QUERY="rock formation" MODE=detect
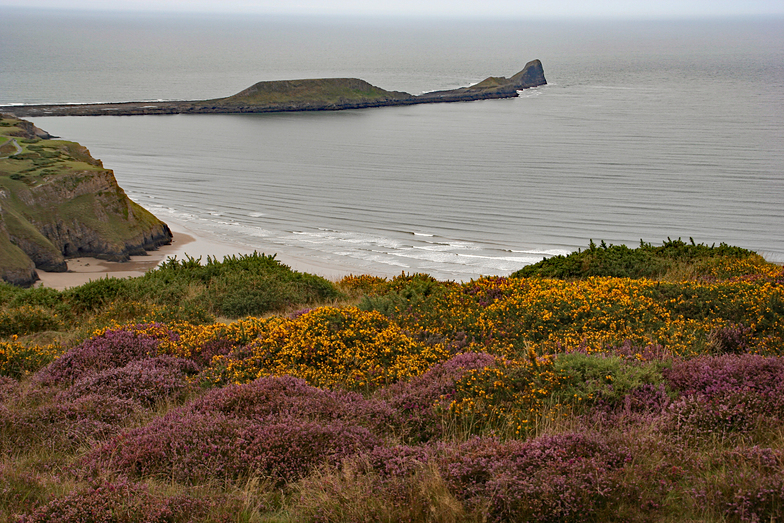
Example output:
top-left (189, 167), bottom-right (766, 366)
top-left (0, 60), bottom-right (547, 117)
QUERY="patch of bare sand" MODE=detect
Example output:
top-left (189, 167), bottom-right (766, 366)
top-left (36, 221), bottom-right (380, 290)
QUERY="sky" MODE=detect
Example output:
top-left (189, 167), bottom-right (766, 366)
top-left (2, 0), bottom-right (783, 19)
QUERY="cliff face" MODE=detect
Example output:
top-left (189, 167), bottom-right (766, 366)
top-left (0, 115), bottom-right (172, 287)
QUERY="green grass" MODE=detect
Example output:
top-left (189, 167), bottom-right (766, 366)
top-left (213, 78), bottom-right (411, 106)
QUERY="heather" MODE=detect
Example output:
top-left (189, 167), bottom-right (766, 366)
top-left (1, 240), bottom-right (783, 521)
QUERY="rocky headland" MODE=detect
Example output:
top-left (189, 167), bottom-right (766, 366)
top-left (0, 60), bottom-right (546, 117)
top-left (0, 115), bottom-right (172, 287)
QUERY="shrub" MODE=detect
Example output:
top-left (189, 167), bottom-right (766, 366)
top-left (3, 393), bottom-right (141, 451)
top-left (0, 305), bottom-right (61, 336)
top-left (663, 355), bottom-right (784, 439)
top-left (139, 252), bottom-right (340, 317)
top-left (377, 352), bottom-right (499, 441)
top-left (358, 273), bottom-right (450, 318)
top-left (0, 338), bottom-right (62, 378)
top-left (549, 352), bottom-right (669, 409)
top-left (19, 478), bottom-right (209, 523)
top-left (86, 412), bottom-right (380, 484)
top-left (188, 375), bottom-right (400, 434)
top-left (35, 327), bottom-right (167, 384)
top-left (63, 276), bottom-right (130, 312)
top-left (60, 355), bottom-right (199, 407)
top-left (511, 238), bottom-right (760, 280)
top-left (85, 376), bottom-right (392, 484)
top-left (436, 433), bottom-right (629, 522)
top-left (664, 355), bottom-right (784, 397)
top-left (201, 307), bottom-right (449, 390)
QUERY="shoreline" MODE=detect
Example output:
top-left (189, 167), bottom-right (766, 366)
top-left (35, 220), bottom-right (379, 291)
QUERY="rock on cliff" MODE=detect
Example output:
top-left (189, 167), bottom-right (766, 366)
top-left (0, 114), bottom-right (172, 287)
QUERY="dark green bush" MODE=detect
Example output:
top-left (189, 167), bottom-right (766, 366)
top-left (512, 238), bottom-right (757, 280)
top-left (140, 252), bottom-right (340, 317)
top-left (63, 276), bottom-right (130, 312)
top-left (0, 305), bottom-right (61, 336)
top-left (359, 273), bottom-right (450, 318)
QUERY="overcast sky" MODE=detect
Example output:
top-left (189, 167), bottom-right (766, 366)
top-left (3, 0), bottom-right (784, 19)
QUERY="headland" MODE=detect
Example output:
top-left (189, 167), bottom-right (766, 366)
top-left (0, 115), bottom-right (172, 287)
top-left (0, 60), bottom-right (546, 117)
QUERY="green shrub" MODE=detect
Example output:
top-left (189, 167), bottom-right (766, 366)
top-left (0, 305), bottom-right (61, 337)
top-left (550, 353), bottom-right (669, 408)
top-left (64, 276), bottom-right (130, 312)
top-left (512, 238), bottom-right (758, 280)
top-left (359, 273), bottom-right (450, 318)
top-left (139, 252), bottom-right (340, 317)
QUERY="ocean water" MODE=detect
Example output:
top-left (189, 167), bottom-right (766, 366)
top-left (2, 10), bottom-right (783, 280)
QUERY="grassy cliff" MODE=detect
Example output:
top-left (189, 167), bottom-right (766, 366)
top-left (0, 115), bottom-right (172, 286)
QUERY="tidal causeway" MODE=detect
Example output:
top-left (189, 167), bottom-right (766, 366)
top-left (0, 60), bottom-right (546, 117)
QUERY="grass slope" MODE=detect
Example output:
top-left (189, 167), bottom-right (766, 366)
top-left (212, 78), bottom-right (412, 106)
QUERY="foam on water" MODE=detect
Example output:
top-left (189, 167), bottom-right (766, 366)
top-left (5, 14), bottom-right (781, 280)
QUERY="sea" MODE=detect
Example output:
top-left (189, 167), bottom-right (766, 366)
top-left (1, 10), bottom-right (783, 281)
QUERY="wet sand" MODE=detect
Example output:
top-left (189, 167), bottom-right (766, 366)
top-left (36, 221), bottom-right (369, 291)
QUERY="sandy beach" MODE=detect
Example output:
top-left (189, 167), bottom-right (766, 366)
top-left (36, 220), bottom-right (371, 291)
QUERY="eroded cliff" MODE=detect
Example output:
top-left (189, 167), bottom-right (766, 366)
top-left (0, 115), bottom-right (172, 286)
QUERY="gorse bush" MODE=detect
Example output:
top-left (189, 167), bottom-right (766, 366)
top-left (0, 337), bottom-right (62, 378)
top-left (512, 237), bottom-right (763, 280)
top-left (200, 306), bottom-right (451, 390)
top-left (2, 240), bottom-right (784, 521)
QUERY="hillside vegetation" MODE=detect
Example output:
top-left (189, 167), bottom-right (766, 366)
top-left (0, 115), bottom-right (172, 287)
top-left (214, 78), bottom-right (412, 106)
top-left (1, 240), bottom-right (783, 522)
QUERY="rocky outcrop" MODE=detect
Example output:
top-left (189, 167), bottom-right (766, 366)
top-left (510, 59), bottom-right (547, 89)
top-left (0, 60), bottom-right (547, 117)
top-left (0, 115), bottom-right (173, 286)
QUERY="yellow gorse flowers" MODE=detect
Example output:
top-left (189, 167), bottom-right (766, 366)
top-left (0, 336), bottom-right (62, 378)
top-left (391, 272), bottom-right (783, 358)
top-left (199, 307), bottom-right (451, 390)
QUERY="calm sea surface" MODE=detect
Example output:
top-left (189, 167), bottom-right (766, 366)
top-left (2, 11), bottom-right (783, 280)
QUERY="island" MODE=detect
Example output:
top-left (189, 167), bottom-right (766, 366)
top-left (0, 60), bottom-right (546, 117)
top-left (0, 115), bottom-right (172, 287)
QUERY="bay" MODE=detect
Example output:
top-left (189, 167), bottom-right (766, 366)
top-left (2, 11), bottom-right (783, 280)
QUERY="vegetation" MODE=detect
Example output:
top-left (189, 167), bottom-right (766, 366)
top-left (1, 240), bottom-right (783, 521)
top-left (211, 78), bottom-right (411, 107)
top-left (512, 237), bottom-right (761, 280)
top-left (0, 115), bottom-right (171, 286)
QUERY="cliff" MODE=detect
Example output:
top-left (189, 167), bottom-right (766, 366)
top-left (0, 60), bottom-right (547, 117)
top-left (0, 115), bottom-right (172, 287)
